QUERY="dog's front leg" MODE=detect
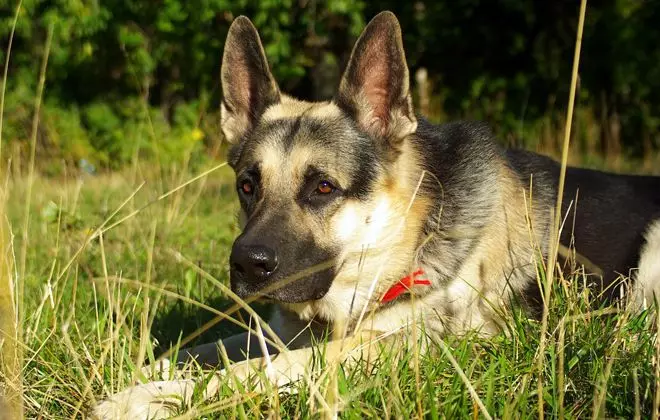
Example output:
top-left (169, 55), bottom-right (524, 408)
top-left (93, 308), bottom-right (326, 419)
top-left (92, 329), bottom-right (385, 420)
top-left (92, 376), bottom-right (210, 420)
top-left (92, 330), bottom-right (276, 419)
top-left (146, 306), bottom-right (328, 372)
top-left (224, 329), bottom-right (387, 393)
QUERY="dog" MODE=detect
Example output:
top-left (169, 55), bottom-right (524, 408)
top-left (93, 11), bottom-right (660, 419)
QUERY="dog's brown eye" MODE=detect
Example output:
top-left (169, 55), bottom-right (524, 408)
top-left (317, 181), bottom-right (335, 194)
top-left (241, 181), bottom-right (253, 195)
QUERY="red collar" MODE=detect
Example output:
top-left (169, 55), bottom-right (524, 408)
top-left (380, 268), bottom-right (431, 303)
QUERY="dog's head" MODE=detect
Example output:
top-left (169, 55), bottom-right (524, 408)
top-left (222, 12), bottom-right (430, 320)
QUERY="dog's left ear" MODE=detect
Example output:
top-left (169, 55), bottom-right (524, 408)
top-left (335, 11), bottom-right (417, 144)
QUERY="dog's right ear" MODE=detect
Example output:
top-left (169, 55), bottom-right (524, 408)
top-left (335, 11), bottom-right (416, 145)
top-left (221, 16), bottom-right (280, 143)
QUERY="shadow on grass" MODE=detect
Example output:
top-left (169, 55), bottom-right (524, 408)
top-left (150, 296), bottom-right (273, 356)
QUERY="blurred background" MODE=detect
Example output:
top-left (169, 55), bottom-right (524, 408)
top-left (1, 0), bottom-right (659, 174)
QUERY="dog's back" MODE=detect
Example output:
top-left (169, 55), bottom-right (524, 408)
top-left (506, 148), bottom-right (660, 296)
top-left (410, 117), bottom-right (660, 316)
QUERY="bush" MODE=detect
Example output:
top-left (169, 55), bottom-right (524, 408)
top-left (1, 0), bottom-right (658, 170)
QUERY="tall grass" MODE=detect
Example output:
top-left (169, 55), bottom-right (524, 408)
top-left (539, 1), bottom-right (588, 418)
top-left (0, 175), bottom-right (20, 420)
top-left (0, 2), bottom-right (23, 419)
top-left (1, 156), bottom-right (657, 418)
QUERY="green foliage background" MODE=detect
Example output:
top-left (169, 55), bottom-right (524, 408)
top-left (1, 0), bottom-right (658, 171)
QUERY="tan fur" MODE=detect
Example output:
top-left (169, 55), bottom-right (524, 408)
top-left (220, 101), bottom-right (249, 143)
top-left (356, 156), bottom-right (548, 337)
top-left (262, 95), bottom-right (342, 121)
top-left (257, 140), bottom-right (353, 196)
top-left (284, 139), bottom-right (433, 325)
top-left (437, 163), bottom-right (547, 333)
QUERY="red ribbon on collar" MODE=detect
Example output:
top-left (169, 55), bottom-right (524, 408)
top-left (380, 268), bottom-right (431, 303)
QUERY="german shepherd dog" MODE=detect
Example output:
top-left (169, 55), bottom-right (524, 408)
top-left (94, 11), bottom-right (660, 419)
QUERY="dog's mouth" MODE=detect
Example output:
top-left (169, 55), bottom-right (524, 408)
top-left (230, 264), bottom-right (336, 303)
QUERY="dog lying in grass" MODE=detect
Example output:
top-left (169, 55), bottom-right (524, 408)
top-left (93, 11), bottom-right (660, 419)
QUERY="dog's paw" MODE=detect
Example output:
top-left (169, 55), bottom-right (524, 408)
top-left (140, 358), bottom-right (173, 381)
top-left (140, 357), bottom-right (205, 381)
top-left (92, 380), bottom-right (196, 420)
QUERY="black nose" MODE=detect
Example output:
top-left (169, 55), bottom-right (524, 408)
top-left (230, 243), bottom-right (279, 282)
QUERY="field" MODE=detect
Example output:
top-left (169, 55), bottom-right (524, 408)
top-left (0, 161), bottom-right (657, 419)
top-left (2, 1), bottom-right (660, 418)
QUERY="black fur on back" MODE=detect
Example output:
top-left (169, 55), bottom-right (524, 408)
top-left (412, 117), bottom-right (660, 304)
top-left (507, 148), bottom-right (660, 299)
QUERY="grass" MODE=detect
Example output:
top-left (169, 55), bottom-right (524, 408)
top-left (1, 1), bottom-right (659, 418)
top-left (0, 165), bottom-right (656, 419)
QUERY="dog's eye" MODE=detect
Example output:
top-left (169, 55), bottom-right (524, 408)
top-left (316, 180), bottom-right (335, 194)
top-left (300, 174), bottom-right (341, 207)
top-left (240, 181), bottom-right (254, 195)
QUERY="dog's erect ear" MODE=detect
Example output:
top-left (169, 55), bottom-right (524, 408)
top-left (335, 11), bottom-right (417, 144)
top-left (221, 16), bottom-right (280, 143)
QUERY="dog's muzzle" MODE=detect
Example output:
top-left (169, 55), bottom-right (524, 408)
top-left (230, 242), bottom-right (279, 292)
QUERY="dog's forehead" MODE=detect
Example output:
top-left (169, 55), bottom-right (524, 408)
top-left (261, 96), bottom-right (343, 121)
top-left (244, 99), bottom-right (364, 191)
top-left (256, 140), bottom-right (317, 192)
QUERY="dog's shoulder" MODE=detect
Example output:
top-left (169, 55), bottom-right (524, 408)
top-left (504, 148), bottom-right (559, 181)
top-left (413, 119), bottom-right (503, 184)
top-left (415, 118), bottom-right (498, 155)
